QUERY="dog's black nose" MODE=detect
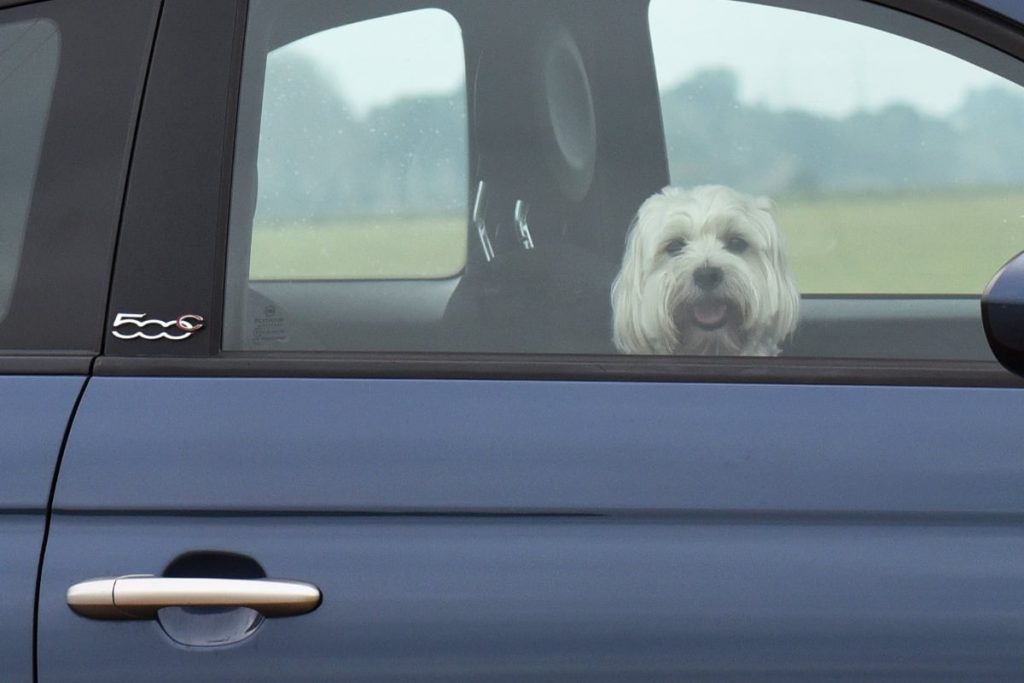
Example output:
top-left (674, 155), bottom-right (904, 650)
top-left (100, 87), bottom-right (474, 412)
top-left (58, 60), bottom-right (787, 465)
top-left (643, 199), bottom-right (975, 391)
top-left (693, 266), bottom-right (723, 290)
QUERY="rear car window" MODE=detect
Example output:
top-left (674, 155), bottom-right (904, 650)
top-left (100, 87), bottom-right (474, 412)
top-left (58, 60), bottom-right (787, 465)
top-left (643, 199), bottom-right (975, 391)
top-left (247, 8), bottom-right (467, 282)
top-left (0, 18), bottom-right (59, 322)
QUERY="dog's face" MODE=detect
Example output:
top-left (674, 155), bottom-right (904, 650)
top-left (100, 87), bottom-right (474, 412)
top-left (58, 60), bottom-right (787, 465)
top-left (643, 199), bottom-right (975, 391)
top-left (611, 185), bottom-right (799, 356)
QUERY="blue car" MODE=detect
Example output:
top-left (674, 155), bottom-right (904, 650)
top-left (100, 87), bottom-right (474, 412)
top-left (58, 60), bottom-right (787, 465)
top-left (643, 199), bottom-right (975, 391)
top-left (6, 0), bottom-right (1024, 679)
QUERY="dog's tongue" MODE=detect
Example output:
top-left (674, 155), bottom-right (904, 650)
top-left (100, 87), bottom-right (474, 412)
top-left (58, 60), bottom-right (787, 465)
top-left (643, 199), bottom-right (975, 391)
top-left (693, 300), bottom-right (727, 327)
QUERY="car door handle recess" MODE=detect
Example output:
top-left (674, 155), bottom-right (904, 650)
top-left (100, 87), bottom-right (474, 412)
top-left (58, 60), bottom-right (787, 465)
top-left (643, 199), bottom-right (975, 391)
top-left (67, 575), bottom-right (321, 619)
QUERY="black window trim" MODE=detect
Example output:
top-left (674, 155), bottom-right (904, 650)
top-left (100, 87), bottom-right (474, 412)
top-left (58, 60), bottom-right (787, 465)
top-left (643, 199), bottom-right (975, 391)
top-left (92, 352), bottom-right (1024, 387)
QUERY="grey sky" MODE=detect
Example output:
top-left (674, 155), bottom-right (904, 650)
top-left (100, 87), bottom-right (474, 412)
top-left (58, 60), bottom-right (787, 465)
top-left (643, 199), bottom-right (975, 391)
top-left (281, 9), bottom-right (464, 118)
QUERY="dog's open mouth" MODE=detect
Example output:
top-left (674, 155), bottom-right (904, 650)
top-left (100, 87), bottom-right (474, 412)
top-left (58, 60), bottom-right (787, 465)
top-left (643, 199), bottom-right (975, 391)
top-left (679, 299), bottom-right (730, 331)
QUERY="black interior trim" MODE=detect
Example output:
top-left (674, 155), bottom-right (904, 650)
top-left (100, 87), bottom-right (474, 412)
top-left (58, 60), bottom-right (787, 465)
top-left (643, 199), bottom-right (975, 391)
top-left (94, 353), bottom-right (1024, 387)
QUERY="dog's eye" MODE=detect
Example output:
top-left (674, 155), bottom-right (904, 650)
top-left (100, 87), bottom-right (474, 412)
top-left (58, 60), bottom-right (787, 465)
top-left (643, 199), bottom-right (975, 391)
top-left (665, 239), bottom-right (687, 255)
top-left (725, 236), bottom-right (748, 254)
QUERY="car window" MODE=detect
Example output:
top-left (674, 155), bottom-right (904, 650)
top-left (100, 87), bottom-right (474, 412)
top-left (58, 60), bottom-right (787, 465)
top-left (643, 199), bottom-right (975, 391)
top-left (224, 3), bottom-right (474, 351)
top-left (225, 2), bottom-right (625, 354)
top-left (246, 9), bottom-right (467, 282)
top-left (650, 0), bottom-right (1024, 296)
top-left (0, 18), bottom-right (59, 322)
top-left (223, 0), bottom-right (1024, 362)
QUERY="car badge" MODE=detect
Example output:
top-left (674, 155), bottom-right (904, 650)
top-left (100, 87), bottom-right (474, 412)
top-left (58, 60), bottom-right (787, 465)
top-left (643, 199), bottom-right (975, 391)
top-left (112, 312), bottom-right (205, 341)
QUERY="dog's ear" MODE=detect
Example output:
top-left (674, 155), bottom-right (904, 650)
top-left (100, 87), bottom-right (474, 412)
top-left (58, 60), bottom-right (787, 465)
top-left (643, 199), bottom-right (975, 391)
top-left (611, 212), bottom-right (650, 353)
top-left (771, 265), bottom-right (800, 348)
top-left (766, 213), bottom-right (800, 351)
top-left (751, 194), bottom-right (799, 349)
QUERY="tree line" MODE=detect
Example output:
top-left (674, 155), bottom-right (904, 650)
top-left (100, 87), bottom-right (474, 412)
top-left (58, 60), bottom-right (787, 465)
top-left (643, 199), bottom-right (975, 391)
top-left (662, 68), bottom-right (1024, 196)
top-left (254, 55), bottom-right (1024, 223)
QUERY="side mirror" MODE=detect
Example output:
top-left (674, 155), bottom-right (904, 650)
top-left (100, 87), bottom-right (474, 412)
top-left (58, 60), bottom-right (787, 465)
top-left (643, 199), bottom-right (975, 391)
top-left (982, 251), bottom-right (1024, 377)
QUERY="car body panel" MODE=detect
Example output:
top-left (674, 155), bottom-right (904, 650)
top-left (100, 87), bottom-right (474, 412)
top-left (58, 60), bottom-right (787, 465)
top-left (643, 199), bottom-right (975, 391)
top-left (40, 514), bottom-right (1024, 680)
top-left (52, 377), bottom-right (1024, 514)
top-left (974, 1), bottom-right (1024, 23)
top-left (1, 377), bottom-right (83, 509)
top-left (0, 376), bottom-right (84, 682)
top-left (37, 376), bottom-right (1024, 679)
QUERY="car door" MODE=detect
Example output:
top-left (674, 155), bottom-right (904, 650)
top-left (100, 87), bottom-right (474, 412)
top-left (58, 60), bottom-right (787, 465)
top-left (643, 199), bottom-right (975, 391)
top-left (0, 0), bottom-right (157, 679)
top-left (36, 0), bottom-right (1024, 680)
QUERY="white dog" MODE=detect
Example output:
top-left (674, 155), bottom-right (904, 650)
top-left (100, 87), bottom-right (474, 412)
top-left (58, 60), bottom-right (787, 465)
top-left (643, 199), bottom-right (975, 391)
top-left (611, 185), bottom-right (799, 356)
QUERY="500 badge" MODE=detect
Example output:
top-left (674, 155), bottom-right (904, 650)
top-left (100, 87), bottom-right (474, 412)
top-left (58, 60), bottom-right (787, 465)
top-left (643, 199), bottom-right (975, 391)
top-left (111, 312), bottom-right (205, 341)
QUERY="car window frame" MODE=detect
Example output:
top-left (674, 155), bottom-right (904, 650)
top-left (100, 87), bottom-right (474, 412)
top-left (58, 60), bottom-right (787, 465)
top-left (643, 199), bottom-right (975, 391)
top-left (98, 0), bottom-right (1024, 388)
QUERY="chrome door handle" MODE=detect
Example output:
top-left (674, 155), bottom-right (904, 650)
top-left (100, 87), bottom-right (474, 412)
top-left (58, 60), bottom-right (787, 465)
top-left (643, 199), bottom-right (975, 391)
top-left (67, 575), bottom-right (321, 619)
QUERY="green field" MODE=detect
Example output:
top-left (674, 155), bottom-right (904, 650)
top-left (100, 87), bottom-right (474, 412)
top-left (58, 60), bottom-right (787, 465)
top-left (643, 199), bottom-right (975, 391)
top-left (250, 190), bottom-right (1024, 294)
top-left (779, 189), bottom-right (1024, 294)
top-left (250, 215), bottom-right (466, 280)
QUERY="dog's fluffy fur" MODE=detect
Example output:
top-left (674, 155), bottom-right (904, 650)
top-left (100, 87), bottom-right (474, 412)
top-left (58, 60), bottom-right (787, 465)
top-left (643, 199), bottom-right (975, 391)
top-left (611, 185), bottom-right (799, 356)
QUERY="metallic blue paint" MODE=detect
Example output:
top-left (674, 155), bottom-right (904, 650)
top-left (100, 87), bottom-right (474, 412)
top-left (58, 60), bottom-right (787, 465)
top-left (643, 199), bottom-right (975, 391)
top-left (0, 376), bottom-right (84, 682)
top-left (971, 0), bottom-right (1024, 24)
top-left (38, 377), bottom-right (1024, 680)
top-left (2, 516), bottom-right (47, 682)
top-left (56, 377), bottom-right (1024, 514)
top-left (1, 376), bottom-right (84, 508)
top-left (39, 515), bottom-right (1024, 681)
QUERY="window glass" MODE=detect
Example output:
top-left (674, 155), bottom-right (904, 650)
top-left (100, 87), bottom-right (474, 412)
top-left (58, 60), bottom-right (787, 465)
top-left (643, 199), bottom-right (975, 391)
top-left (0, 18), bottom-right (59, 321)
top-left (225, 0), bottom-right (1021, 361)
top-left (650, 0), bottom-right (1024, 295)
top-left (246, 8), bottom-right (466, 281)
top-left (226, 3), bottom-right (626, 355)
